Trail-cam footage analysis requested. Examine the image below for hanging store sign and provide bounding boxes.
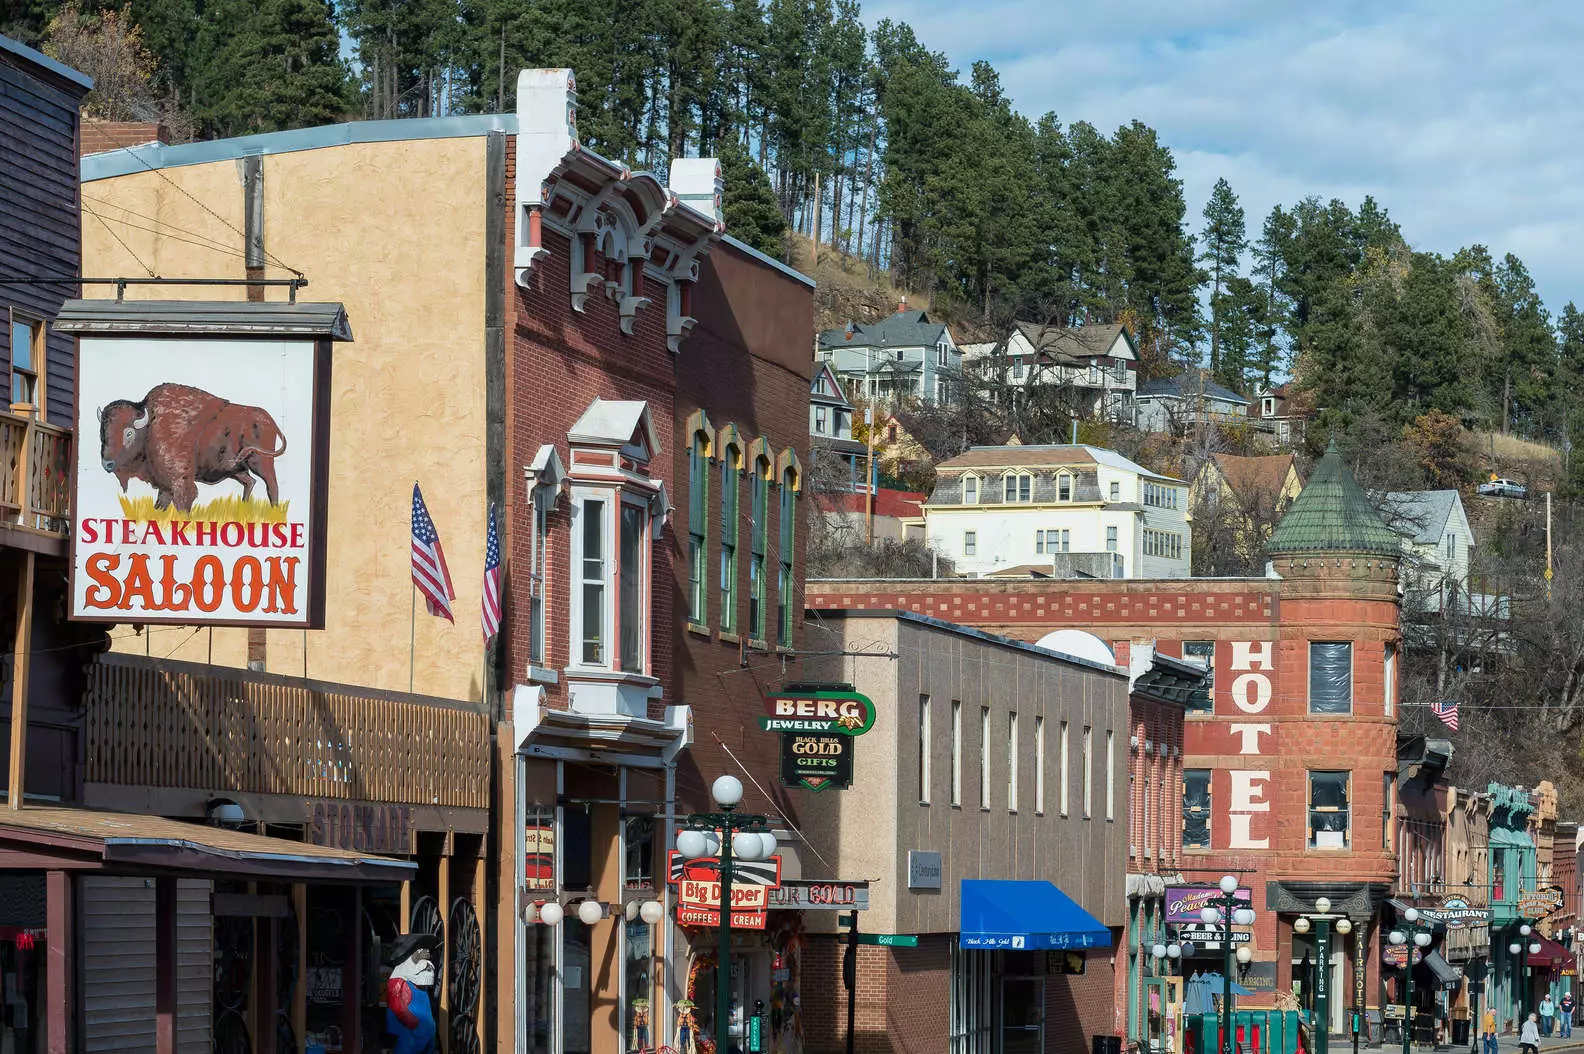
[1382,945,1425,968]
[779,732,854,792]
[1164,885,1252,924]
[667,848,781,930]
[1171,923,1251,944]
[64,304,346,629]
[1518,887,1565,919]
[768,880,869,911]
[1417,897,1489,929]
[760,686,876,736]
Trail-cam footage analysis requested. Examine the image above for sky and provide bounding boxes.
[862,0,1584,315]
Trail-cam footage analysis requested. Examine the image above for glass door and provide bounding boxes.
[999,977,1044,1054]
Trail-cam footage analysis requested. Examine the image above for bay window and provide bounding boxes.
[619,501,645,673]
[579,499,607,665]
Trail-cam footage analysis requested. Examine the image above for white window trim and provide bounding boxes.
[962,474,979,505]
[566,485,654,681]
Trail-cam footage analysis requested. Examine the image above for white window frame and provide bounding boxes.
[1082,725,1093,819]
[919,695,932,805]
[1059,721,1070,817]
[1106,525,1118,552]
[1109,481,1120,501]
[568,486,651,676]
[951,700,963,807]
[528,492,550,666]
[815,406,828,433]
[962,475,979,504]
[1384,642,1397,717]
[1056,471,1074,502]
[1034,716,1045,815]
[1002,472,1031,503]
[963,531,977,557]
[1007,711,1019,813]
[1105,730,1115,821]
[979,706,991,810]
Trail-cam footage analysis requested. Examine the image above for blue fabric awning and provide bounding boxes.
[959,879,1113,950]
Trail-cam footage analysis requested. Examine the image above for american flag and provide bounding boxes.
[481,503,502,641]
[411,483,455,622]
[1431,699,1460,732]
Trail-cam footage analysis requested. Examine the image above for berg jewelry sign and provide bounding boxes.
[762,684,875,792]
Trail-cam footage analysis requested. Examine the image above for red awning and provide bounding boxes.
[1529,936,1574,970]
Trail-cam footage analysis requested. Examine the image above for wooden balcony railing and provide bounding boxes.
[84,654,490,810]
[0,411,71,537]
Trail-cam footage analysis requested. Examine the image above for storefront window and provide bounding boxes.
[949,945,994,1054]
[624,815,655,890]
[624,917,655,1053]
[563,809,593,892]
[524,918,556,1054]
[563,921,592,1054]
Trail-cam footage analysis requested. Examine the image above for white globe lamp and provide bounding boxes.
[1234,907,1255,927]
[1236,946,1253,964]
[1293,916,1311,935]
[677,829,708,860]
[1314,897,1332,914]
[1220,875,1239,894]
[1391,931,1406,946]
[712,775,744,807]
[1510,942,1523,955]
[1521,924,1533,937]
[539,901,564,926]
[639,900,665,925]
[1404,907,1419,924]
[734,832,766,861]
[702,831,722,856]
[1531,941,1543,955]
[1200,906,1221,926]
[1336,918,1353,935]
[1414,932,1432,948]
[577,900,604,925]
[1167,943,1182,959]
[1153,943,1169,959]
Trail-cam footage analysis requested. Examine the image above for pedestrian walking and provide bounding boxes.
[1522,1012,1541,1054]
[1541,995,1556,1037]
[1561,993,1574,1039]
[1484,1005,1500,1054]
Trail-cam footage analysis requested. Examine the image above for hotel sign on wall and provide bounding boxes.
[66,313,337,629]
[762,685,876,792]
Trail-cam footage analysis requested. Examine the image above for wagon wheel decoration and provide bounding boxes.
[448,897,482,1016]
[409,895,446,987]
[451,1012,481,1054]
[212,1009,251,1054]
[213,915,254,1014]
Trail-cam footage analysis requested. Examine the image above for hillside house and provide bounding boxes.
[959,322,1138,422]
[1378,490,1505,619]
[922,444,1191,578]
[1134,371,1250,434]
[817,300,961,405]
[1189,453,1304,573]
[809,361,867,490]
[1251,383,1308,444]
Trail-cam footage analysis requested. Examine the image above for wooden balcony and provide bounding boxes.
[83,654,490,811]
[0,411,71,552]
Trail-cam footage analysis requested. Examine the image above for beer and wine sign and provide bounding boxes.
[63,307,337,629]
[761,684,875,792]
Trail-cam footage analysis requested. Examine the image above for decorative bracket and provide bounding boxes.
[620,296,652,336]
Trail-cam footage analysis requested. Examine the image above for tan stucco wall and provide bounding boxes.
[81,136,490,702]
[803,613,1130,938]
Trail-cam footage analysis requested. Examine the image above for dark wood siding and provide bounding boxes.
[0,49,86,428]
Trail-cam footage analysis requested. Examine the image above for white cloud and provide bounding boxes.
[865,1,1584,311]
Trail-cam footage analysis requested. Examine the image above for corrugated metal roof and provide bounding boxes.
[1267,441,1401,555]
[52,299,353,340]
[0,805,415,882]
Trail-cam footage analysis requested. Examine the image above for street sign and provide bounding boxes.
[856,934,918,947]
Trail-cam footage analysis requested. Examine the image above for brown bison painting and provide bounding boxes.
[97,383,288,513]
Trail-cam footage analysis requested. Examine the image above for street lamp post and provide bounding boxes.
[676,775,777,1052]
[1198,875,1257,1054]
[1294,897,1355,1054]
[1390,907,1435,1054]
[1508,921,1541,1029]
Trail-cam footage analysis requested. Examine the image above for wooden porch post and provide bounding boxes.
[45,869,71,1054]
[7,549,35,809]
[155,877,176,1054]
[470,847,486,1051]
[293,885,308,1053]
[342,887,362,1053]
[438,837,452,1053]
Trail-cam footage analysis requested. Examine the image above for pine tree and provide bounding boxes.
[1251,205,1295,386]
[720,140,786,257]
[1199,177,1247,377]
[195,0,348,137]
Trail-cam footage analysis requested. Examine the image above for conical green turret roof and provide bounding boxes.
[1267,440,1401,556]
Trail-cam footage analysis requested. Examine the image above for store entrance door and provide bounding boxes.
[1000,977,1045,1054]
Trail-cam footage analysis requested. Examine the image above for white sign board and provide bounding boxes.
[72,336,328,627]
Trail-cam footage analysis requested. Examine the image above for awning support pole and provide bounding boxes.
[46,870,70,1054]
[7,549,35,810]
[155,877,176,1054]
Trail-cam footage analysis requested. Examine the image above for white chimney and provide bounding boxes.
[515,69,578,208]
[669,157,724,225]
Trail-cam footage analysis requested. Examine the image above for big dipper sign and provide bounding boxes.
[58,301,345,629]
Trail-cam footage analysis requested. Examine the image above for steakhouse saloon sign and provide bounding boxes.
[62,306,341,629]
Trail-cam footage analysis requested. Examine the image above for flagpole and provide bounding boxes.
[409,580,417,694]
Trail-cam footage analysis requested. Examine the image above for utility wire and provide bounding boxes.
[83,195,260,265]
[83,203,157,279]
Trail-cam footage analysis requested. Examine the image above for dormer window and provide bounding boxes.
[1056,471,1074,502]
[1263,397,1275,416]
[962,475,979,505]
[1002,472,1032,503]
[1088,362,1101,384]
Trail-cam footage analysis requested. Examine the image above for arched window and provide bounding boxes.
[749,453,771,641]
[719,427,742,635]
[777,458,800,646]
[685,411,713,626]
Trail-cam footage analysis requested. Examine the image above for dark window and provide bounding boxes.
[1183,642,1214,714]
[619,501,645,673]
[1309,642,1353,714]
[563,808,593,890]
[624,815,656,890]
[1309,771,1351,848]
[1183,770,1211,848]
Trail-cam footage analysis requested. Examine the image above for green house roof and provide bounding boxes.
[1267,441,1401,556]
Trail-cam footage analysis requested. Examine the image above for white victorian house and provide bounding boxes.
[923,444,1191,579]
[1378,490,1502,617]
[809,362,867,490]
[959,322,1138,422]
[817,300,961,405]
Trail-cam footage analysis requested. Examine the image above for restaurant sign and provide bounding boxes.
[1164,885,1252,924]
[1417,896,1490,929]
[767,880,869,911]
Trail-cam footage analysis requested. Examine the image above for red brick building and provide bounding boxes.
[808,443,1406,1041]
